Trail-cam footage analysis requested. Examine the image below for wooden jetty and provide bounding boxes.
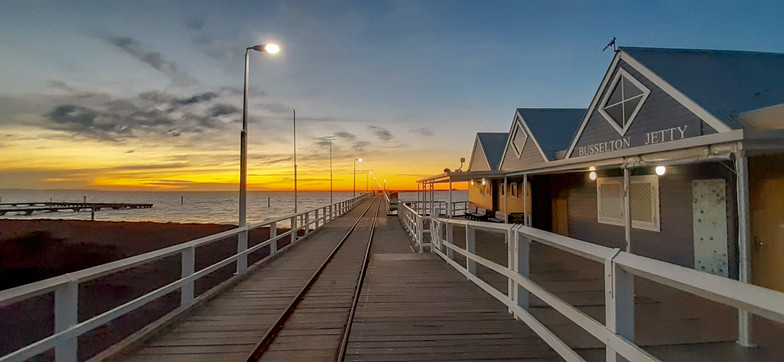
[0,202,152,216]
[1,194,783,361]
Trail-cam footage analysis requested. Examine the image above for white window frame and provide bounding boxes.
[596,175,660,232]
[510,122,527,158]
[597,68,651,136]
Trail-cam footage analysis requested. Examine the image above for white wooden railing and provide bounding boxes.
[0,194,369,362]
[425,217,784,362]
[399,203,431,253]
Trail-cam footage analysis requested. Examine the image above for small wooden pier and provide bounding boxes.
[0,202,153,216]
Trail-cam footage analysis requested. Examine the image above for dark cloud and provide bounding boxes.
[258,103,291,114]
[409,127,434,137]
[353,140,370,152]
[45,105,132,141]
[105,36,196,86]
[178,92,218,105]
[40,88,242,141]
[334,131,356,140]
[209,104,239,117]
[368,125,394,141]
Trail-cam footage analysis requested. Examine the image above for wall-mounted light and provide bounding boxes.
[470,179,475,186]
[655,165,666,176]
[589,171,597,181]
[481,179,487,186]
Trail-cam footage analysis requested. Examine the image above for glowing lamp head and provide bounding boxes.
[251,43,280,54]
[481,179,487,186]
[470,179,474,186]
[589,171,597,181]
[357,158,363,163]
[655,166,666,176]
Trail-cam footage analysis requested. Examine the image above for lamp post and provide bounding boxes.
[239,42,279,274]
[324,136,335,203]
[367,171,372,192]
[353,158,363,197]
[293,108,297,213]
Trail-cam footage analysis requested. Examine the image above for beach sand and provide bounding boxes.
[0,219,291,360]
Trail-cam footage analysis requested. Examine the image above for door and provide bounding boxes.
[751,178,784,292]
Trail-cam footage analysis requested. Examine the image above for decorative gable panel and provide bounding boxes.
[568,59,717,159]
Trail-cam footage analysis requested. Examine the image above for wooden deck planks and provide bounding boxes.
[344,213,560,361]
[116,199,377,361]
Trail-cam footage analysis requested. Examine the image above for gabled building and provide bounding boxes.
[419,46,784,294]
[465,132,508,213]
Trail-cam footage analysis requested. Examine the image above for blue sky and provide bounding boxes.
[1,1,783,190]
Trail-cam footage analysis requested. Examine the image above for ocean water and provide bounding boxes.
[0,189,468,225]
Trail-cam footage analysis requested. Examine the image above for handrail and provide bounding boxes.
[0,193,369,362]
[423,216,784,361]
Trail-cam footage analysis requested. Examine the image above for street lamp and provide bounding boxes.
[239,42,279,274]
[367,171,372,192]
[353,158,363,197]
[324,136,335,203]
[293,108,297,213]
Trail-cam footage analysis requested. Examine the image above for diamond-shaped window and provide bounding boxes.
[511,123,527,158]
[598,69,650,136]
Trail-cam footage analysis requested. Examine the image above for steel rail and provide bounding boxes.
[246,196,379,361]
[336,196,380,361]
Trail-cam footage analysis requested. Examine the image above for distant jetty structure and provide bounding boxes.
[0,202,153,216]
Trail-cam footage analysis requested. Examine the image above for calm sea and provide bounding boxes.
[0,189,467,225]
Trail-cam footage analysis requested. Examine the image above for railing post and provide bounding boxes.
[315,209,320,229]
[416,215,424,253]
[446,223,454,260]
[304,212,310,236]
[181,246,195,306]
[466,225,476,275]
[328,204,333,220]
[605,249,634,362]
[514,227,530,313]
[237,228,248,274]
[291,216,298,243]
[55,280,78,362]
[270,222,278,254]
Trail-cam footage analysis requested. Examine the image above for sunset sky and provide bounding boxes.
[1,1,782,191]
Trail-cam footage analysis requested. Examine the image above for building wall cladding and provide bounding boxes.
[500,131,547,171]
[564,162,739,279]
[469,141,491,171]
[569,60,718,158]
[468,181,494,211]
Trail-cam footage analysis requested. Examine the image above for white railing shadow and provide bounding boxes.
[425,216,784,362]
[0,194,369,362]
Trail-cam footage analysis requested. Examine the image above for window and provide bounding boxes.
[511,122,527,158]
[596,175,660,231]
[510,182,518,198]
[598,69,650,136]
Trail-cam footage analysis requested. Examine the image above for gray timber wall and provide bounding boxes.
[563,162,739,279]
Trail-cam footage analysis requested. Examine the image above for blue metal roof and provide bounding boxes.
[516,108,587,160]
[621,47,784,129]
[476,133,509,170]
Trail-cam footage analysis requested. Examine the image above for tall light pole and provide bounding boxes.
[367,171,372,192]
[353,158,363,197]
[325,136,335,203]
[293,108,297,213]
[239,42,279,274]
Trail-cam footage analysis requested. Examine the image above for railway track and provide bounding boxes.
[246,195,381,361]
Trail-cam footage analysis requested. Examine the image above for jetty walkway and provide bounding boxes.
[2,194,784,361]
[113,196,556,361]
[0,202,152,216]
